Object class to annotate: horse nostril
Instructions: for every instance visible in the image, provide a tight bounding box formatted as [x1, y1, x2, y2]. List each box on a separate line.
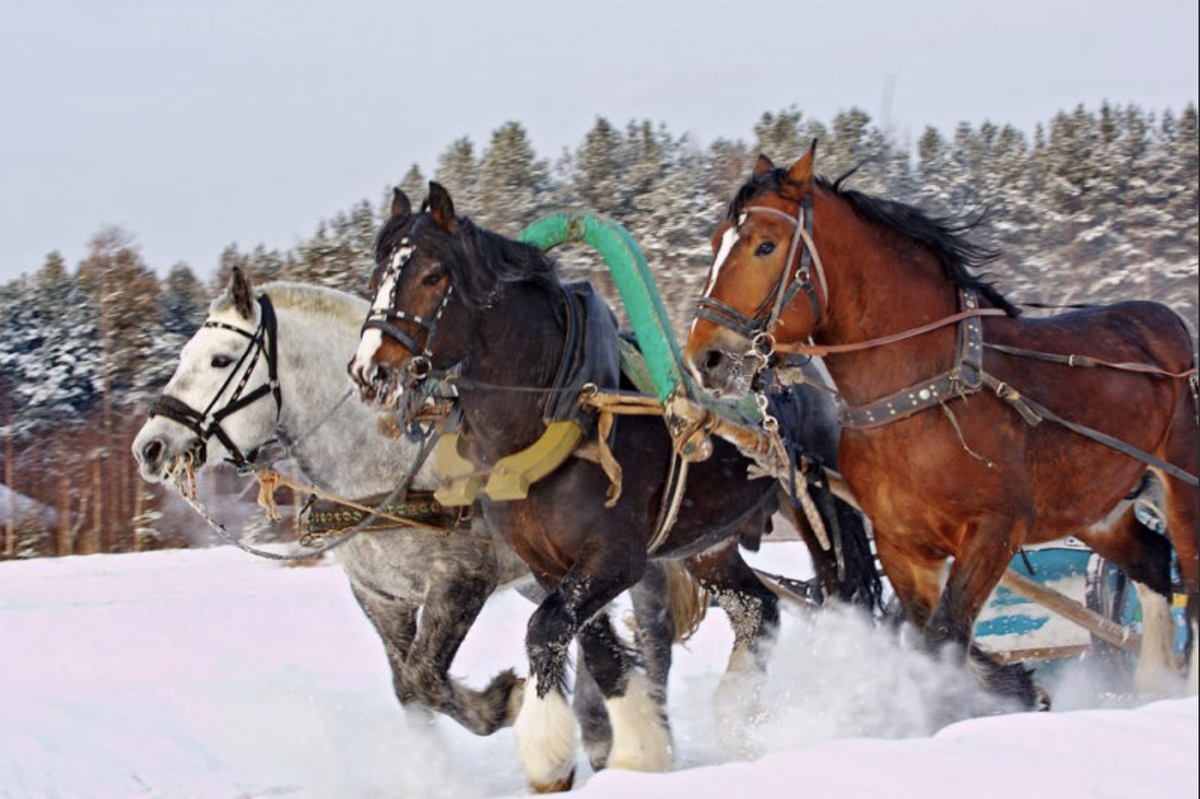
[141, 438, 165, 468]
[704, 349, 724, 373]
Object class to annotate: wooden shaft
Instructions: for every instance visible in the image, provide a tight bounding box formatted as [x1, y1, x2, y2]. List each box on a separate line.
[998, 569, 1141, 653]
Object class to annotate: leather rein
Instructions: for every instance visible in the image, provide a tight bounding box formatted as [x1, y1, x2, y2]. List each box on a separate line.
[697, 195, 1200, 487]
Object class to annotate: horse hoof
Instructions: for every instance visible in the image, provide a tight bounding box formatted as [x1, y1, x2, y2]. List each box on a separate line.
[530, 769, 575, 794]
[1034, 684, 1052, 712]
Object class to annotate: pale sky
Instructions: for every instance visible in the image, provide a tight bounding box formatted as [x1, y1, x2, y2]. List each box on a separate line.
[1, 0, 1196, 285]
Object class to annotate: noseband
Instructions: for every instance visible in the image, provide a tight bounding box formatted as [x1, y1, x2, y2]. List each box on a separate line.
[148, 294, 282, 472]
[695, 194, 827, 354]
[361, 239, 455, 380]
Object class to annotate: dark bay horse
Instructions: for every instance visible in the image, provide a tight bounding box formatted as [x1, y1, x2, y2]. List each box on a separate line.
[685, 145, 1199, 705]
[130, 270, 693, 765]
[349, 183, 878, 791]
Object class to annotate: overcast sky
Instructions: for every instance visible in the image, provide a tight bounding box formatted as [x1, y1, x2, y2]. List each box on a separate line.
[1, 0, 1196, 285]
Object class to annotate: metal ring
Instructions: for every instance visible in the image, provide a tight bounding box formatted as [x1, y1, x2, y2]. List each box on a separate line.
[408, 356, 432, 380]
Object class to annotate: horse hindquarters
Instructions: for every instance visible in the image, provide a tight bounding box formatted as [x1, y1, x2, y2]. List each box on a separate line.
[1160, 390, 1200, 694]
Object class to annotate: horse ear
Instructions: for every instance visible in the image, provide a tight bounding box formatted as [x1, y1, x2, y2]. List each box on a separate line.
[753, 154, 775, 176]
[785, 139, 818, 187]
[229, 266, 256, 320]
[427, 181, 457, 233]
[391, 188, 412, 220]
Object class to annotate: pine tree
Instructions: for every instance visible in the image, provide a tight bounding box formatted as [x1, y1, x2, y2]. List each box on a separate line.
[752, 107, 804, 163]
[575, 116, 624, 215]
[433, 137, 481, 218]
[477, 121, 549, 233]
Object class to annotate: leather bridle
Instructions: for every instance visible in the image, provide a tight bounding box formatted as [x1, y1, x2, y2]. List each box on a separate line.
[361, 238, 455, 381]
[148, 294, 282, 472]
[694, 193, 827, 357]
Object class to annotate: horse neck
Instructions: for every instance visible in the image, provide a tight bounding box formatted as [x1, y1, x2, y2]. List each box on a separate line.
[272, 304, 435, 497]
[457, 281, 567, 464]
[812, 193, 963, 405]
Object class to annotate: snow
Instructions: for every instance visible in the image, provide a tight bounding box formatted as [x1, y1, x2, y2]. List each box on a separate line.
[1, 545, 1195, 799]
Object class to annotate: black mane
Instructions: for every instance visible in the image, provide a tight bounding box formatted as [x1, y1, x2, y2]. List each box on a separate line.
[730, 167, 1020, 317]
[375, 212, 560, 308]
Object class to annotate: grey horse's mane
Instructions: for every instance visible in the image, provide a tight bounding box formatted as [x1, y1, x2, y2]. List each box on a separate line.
[256, 281, 368, 329]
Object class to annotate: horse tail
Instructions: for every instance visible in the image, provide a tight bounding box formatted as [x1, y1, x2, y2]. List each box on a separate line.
[661, 559, 709, 644]
[784, 480, 885, 616]
[826, 492, 885, 615]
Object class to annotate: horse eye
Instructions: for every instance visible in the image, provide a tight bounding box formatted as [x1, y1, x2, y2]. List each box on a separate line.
[211, 355, 233, 369]
[755, 241, 776, 257]
[421, 271, 444, 287]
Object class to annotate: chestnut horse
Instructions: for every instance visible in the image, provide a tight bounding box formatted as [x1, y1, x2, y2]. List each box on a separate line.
[348, 183, 879, 790]
[685, 144, 1199, 706]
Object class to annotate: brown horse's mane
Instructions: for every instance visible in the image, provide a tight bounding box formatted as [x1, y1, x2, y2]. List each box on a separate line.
[729, 167, 1020, 317]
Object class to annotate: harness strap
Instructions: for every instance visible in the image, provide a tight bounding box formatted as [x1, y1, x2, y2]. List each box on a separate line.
[838, 290, 987, 429]
[982, 374, 1199, 486]
[984, 341, 1200, 379]
[778, 306, 1007, 358]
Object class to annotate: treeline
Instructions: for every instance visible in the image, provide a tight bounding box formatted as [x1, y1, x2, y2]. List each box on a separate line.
[1, 101, 1196, 559]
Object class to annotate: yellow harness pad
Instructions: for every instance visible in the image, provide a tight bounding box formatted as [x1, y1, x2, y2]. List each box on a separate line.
[433, 421, 585, 506]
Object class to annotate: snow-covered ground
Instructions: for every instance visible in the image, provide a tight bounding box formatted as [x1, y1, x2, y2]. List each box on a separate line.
[1, 544, 1195, 799]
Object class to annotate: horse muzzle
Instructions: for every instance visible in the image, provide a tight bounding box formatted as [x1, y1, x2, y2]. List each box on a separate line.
[684, 343, 759, 400]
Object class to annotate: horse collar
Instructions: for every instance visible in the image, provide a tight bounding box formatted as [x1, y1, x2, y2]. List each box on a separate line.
[837, 289, 984, 429]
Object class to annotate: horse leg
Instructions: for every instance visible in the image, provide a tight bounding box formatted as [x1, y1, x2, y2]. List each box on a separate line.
[929, 519, 1043, 709]
[686, 539, 779, 675]
[577, 609, 673, 773]
[574, 560, 677, 771]
[872, 531, 945, 632]
[1158, 413, 1200, 695]
[685, 539, 778, 744]
[1077, 502, 1177, 697]
[403, 571, 523, 735]
[515, 562, 635, 792]
[571, 643, 610, 771]
[348, 584, 426, 717]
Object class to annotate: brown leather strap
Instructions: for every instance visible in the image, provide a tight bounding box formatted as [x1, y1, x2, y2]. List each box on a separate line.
[775, 306, 1007, 357]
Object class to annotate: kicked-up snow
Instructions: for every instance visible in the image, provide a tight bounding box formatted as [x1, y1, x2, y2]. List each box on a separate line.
[0, 545, 1195, 798]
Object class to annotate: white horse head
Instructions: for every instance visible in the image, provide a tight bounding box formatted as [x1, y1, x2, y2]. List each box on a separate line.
[133, 267, 281, 483]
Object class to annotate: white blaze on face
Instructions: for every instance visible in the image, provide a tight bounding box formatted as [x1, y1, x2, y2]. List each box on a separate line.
[690, 218, 743, 338]
[702, 223, 741, 297]
[351, 245, 412, 381]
